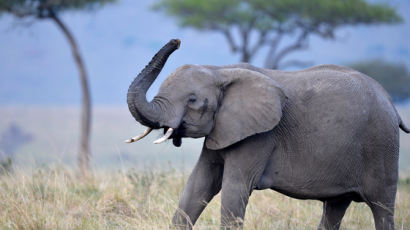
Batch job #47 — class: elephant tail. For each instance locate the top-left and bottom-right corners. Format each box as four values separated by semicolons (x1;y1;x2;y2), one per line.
399;118;410;133
392;103;409;133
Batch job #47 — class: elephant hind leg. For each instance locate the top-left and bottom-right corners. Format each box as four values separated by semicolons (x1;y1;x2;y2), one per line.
365;192;396;230
369;204;395;230
317;198;351;230
361;141;398;230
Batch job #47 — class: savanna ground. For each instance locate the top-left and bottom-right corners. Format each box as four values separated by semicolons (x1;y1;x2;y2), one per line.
0;166;409;230
0;106;410;229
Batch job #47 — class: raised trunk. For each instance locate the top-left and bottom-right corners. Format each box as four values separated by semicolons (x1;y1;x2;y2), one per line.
127;39;180;128
50;13;92;178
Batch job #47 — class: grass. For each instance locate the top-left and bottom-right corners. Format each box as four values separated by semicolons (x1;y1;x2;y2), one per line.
0;166;409;230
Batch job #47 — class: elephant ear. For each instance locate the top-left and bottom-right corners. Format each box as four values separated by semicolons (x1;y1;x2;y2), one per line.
205;68;286;150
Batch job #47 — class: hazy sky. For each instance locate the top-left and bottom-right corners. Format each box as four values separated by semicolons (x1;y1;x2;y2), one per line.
0;0;409;105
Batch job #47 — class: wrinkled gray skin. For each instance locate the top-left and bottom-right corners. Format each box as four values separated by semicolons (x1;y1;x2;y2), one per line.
127;40;410;230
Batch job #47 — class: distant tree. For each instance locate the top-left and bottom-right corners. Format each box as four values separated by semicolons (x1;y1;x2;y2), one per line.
153;0;402;69
0;123;33;158
0;0;116;177
350;60;410;103
0;123;33;174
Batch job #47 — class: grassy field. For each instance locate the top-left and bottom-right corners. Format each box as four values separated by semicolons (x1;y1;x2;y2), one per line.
0;106;410;229
0;167;409;230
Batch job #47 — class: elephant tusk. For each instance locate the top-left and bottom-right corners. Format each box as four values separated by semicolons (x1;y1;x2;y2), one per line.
125;128;153;143
153;128;174;144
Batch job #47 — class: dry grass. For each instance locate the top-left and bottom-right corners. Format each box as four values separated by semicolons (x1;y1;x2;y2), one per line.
0;167;409;230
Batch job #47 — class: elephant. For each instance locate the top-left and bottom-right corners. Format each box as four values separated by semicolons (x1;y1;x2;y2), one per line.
125;39;410;230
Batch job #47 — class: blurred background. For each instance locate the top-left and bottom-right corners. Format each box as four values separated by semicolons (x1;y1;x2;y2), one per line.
0;0;409;175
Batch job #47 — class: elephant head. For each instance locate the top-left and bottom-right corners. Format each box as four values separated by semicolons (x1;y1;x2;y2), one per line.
126;39;286;150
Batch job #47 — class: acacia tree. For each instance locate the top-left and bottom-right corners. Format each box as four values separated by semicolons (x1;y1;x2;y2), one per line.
0;0;115;177
154;0;402;69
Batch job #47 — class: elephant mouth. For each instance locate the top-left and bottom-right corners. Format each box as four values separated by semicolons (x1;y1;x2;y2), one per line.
160;121;200;147
166;126;184;147
125;121;201;147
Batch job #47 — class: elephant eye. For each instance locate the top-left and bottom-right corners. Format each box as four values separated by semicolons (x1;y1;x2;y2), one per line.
188;95;197;103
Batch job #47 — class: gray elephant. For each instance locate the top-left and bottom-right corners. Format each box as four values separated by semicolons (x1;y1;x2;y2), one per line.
125;39;409;230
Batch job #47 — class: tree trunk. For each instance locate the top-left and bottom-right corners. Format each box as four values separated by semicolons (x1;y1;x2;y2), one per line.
264;30;309;69
50;14;92;177
241;52;251;63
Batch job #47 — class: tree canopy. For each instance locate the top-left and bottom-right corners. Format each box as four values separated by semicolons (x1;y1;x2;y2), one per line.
0;0;114;17
153;0;402;69
351;60;410;103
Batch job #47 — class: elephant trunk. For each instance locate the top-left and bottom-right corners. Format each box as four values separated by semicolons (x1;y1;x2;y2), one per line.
127;39;180;128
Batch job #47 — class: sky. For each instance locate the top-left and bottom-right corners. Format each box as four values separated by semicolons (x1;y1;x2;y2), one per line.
0;0;409;105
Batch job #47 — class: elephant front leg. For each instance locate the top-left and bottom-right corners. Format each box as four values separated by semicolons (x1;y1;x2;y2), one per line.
172;148;223;229
220;178;252;229
219;132;275;229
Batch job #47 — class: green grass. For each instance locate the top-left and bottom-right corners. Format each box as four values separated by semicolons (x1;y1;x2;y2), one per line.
0;167;409;230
